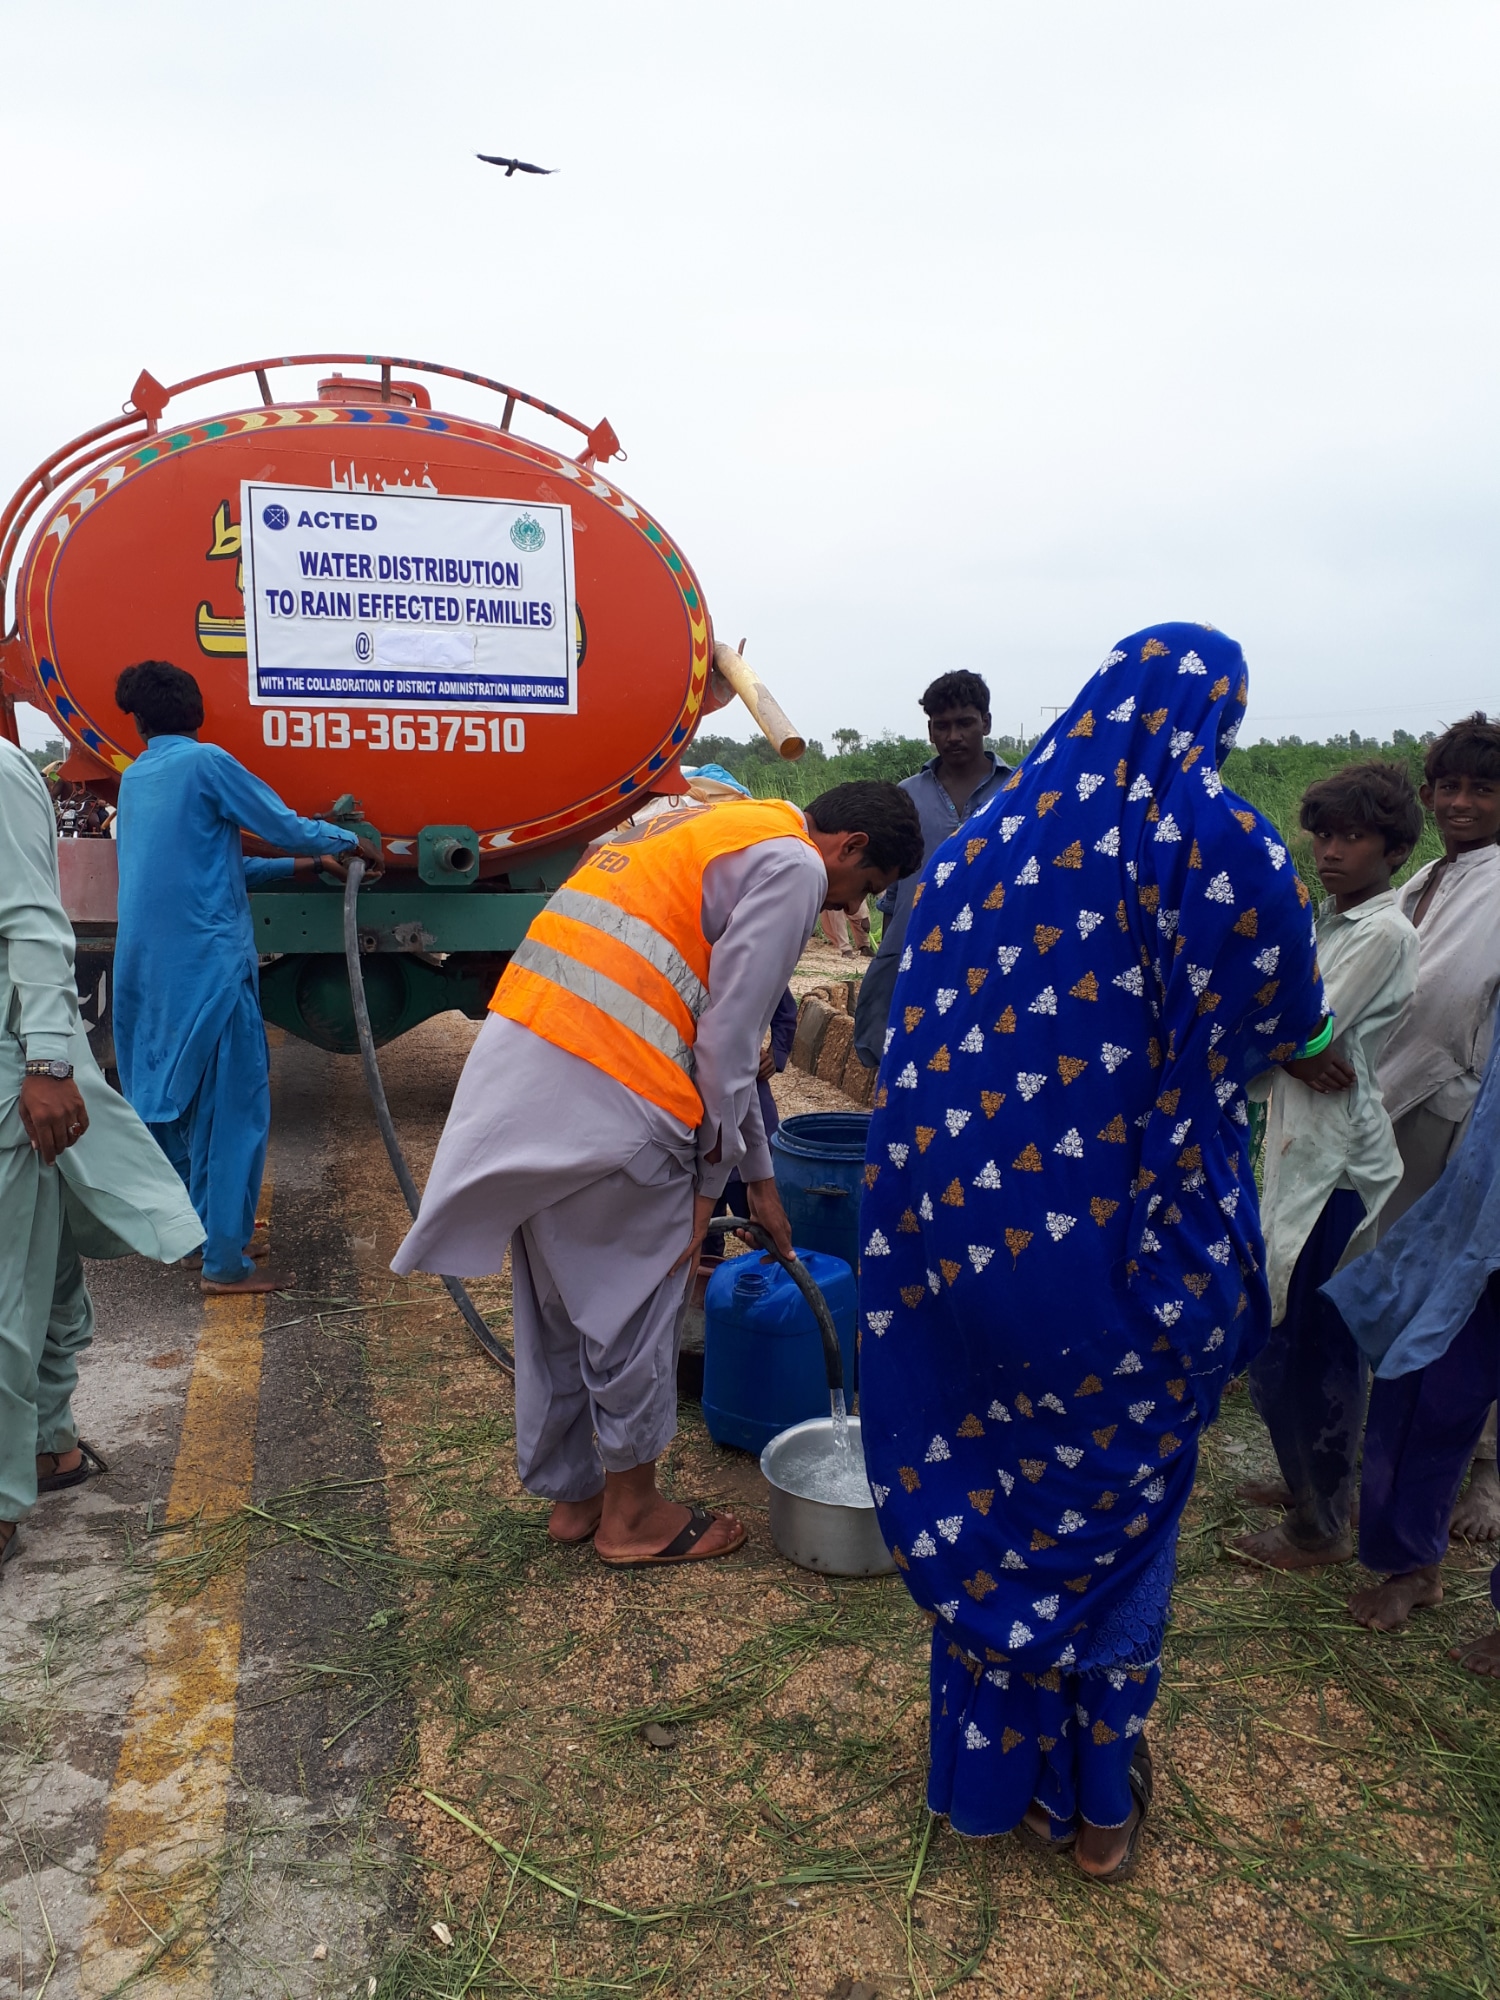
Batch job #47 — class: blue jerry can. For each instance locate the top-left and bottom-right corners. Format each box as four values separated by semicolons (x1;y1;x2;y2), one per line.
701;1249;858;1456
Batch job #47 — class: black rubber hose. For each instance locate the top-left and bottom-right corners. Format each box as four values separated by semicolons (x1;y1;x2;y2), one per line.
342;860;514;1372
705;1216;844;1394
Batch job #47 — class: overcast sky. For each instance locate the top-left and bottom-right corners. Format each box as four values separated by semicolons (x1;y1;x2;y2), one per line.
4;1;1496;753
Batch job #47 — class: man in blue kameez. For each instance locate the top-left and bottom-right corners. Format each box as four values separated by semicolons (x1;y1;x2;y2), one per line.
112;661;379;1294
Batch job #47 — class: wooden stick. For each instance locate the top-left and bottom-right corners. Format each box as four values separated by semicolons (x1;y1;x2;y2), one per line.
712;642;805;760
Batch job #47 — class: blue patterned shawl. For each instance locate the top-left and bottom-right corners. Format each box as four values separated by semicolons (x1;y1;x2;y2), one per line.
860;625;1325;1683
1324;1001;1500;1379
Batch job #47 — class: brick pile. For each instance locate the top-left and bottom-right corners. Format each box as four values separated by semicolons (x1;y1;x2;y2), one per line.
788;977;877;1105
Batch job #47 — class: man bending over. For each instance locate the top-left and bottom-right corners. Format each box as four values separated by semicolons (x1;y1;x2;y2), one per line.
394;781;922;1567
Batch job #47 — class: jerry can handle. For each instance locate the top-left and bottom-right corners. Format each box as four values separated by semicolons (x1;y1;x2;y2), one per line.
705;1216;844;1395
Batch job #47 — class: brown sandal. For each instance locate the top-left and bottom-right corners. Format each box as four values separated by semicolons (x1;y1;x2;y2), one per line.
36;1440;109;1493
596;1506;746;1569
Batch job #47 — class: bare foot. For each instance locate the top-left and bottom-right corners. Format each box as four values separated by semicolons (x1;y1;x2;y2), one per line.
0;1521;17;1561
183;1231;270;1273
1019;1802;1074;1848
1075;1806;1139;1877
1235;1522;1353;1569
1349;1565;1443;1631
36;1447;82;1481
1236;1476;1293;1508
1450;1630;1500;1677
1450;1460;1500;1543
548;1494;605;1544
201;1266;296;1295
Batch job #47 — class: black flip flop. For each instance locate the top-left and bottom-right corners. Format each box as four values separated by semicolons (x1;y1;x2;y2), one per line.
36;1440;109;1494
596;1506;746;1569
1084;1736;1153;1886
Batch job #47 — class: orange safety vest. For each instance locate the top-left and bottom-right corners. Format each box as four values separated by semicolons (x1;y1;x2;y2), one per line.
490;798;820;1126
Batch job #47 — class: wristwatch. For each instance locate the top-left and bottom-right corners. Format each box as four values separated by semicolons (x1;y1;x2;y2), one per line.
25;1059;74;1080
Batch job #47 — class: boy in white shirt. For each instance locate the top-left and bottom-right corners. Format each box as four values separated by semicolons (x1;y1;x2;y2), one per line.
1239;762;1422;1566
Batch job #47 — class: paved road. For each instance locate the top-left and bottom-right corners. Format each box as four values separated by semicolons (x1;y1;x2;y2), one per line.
0;1028;451;2000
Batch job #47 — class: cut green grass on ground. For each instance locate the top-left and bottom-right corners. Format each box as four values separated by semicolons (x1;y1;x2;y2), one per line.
144;1265;1500;2000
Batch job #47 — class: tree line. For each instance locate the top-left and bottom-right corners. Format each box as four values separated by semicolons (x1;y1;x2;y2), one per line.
690;728;1450;887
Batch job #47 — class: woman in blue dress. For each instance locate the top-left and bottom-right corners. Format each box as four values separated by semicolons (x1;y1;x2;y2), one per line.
859;624;1326;1880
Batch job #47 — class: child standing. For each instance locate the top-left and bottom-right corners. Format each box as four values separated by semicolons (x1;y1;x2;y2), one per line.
1340;714;1500;1626
1239;762;1421;1566
1326;1004;1500;1664
1378;715;1500;1223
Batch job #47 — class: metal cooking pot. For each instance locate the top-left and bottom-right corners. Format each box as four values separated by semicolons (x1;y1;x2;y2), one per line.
706;1218;893;1579
760;1416;895;1577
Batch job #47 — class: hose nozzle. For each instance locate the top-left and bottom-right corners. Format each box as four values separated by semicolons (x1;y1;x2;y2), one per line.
431;836;477;876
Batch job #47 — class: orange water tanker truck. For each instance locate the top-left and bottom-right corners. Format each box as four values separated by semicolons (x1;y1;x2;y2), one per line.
0;353;805;1057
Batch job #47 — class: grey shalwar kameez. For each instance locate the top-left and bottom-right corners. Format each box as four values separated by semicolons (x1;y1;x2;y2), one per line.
392;835;827;1500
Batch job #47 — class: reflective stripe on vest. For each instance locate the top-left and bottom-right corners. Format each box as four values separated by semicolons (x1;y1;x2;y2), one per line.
544;887;709;1020
508;935;695;1071
489;797;818;1126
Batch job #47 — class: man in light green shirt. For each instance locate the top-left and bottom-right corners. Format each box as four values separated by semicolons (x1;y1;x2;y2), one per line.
1;736;203;1572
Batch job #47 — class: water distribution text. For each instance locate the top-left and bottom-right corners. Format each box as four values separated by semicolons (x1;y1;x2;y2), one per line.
241;482;576;711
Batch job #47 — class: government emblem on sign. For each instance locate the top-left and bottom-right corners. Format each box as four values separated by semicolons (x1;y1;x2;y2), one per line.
510;511;546;552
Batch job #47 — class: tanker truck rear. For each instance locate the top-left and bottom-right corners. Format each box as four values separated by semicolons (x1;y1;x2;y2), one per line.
0;354;800;1056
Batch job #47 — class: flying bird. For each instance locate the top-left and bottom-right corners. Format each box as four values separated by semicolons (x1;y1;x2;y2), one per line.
477;153;555;177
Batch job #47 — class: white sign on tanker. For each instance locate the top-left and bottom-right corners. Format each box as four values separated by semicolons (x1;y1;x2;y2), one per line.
240;482;577;713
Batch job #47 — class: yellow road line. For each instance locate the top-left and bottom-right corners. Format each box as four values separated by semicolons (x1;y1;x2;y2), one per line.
80;1168;273;1997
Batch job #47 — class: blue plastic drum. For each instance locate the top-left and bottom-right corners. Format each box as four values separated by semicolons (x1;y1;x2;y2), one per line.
769;1112;871;1276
